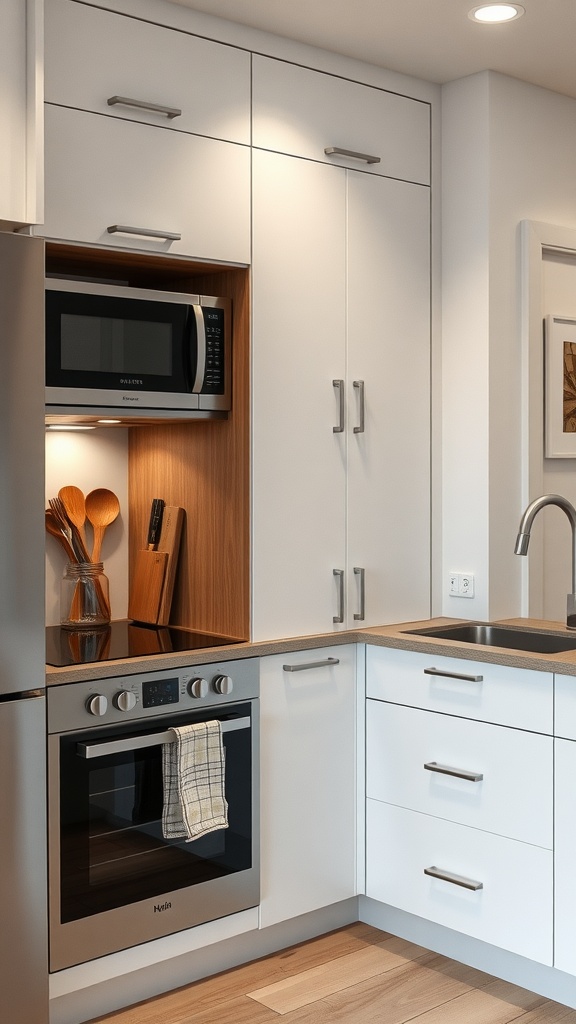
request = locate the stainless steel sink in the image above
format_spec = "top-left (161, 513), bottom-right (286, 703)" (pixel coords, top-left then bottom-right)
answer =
top-left (404, 622), bottom-right (576, 654)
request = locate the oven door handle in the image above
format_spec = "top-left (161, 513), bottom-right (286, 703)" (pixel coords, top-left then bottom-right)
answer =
top-left (76, 716), bottom-right (251, 759)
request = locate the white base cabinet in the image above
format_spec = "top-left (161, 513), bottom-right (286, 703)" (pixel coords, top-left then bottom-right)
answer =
top-left (365, 646), bottom-right (554, 966)
top-left (554, 676), bottom-right (576, 976)
top-left (366, 800), bottom-right (552, 965)
top-left (259, 645), bottom-right (357, 929)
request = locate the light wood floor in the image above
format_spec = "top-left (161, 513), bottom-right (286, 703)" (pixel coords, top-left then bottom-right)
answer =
top-left (89, 923), bottom-right (576, 1024)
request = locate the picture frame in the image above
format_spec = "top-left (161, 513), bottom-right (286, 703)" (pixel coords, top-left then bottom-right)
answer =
top-left (545, 314), bottom-right (576, 457)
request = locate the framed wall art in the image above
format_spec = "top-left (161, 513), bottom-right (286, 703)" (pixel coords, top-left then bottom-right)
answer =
top-left (545, 314), bottom-right (576, 457)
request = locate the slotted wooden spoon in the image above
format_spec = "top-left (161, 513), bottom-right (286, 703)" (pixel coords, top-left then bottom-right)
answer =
top-left (85, 488), bottom-right (121, 562)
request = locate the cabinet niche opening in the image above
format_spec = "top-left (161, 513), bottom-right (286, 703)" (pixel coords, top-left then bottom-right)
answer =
top-left (45, 243), bottom-right (250, 642)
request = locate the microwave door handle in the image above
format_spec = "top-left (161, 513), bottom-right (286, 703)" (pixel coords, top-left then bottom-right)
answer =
top-left (191, 304), bottom-right (206, 394)
top-left (76, 716), bottom-right (251, 759)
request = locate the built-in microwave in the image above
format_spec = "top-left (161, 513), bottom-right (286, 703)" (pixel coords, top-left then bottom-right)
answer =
top-left (45, 280), bottom-right (231, 418)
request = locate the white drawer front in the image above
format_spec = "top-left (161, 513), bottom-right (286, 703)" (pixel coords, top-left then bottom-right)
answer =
top-left (45, 0), bottom-right (250, 144)
top-left (554, 738), bottom-right (576, 974)
top-left (42, 106), bottom-right (250, 264)
top-left (366, 800), bottom-right (552, 965)
top-left (366, 700), bottom-right (552, 847)
top-left (366, 646), bottom-right (553, 732)
top-left (554, 674), bottom-right (576, 739)
top-left (252, 55), bottom-right (430, 186)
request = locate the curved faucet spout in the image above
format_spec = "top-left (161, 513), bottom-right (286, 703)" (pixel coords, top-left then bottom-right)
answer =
top-left (514, 493), bottom-right (576, 628)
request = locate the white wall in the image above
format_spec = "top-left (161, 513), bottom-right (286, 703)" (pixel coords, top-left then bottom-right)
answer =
top-left (45, 429), bottom-right (129, 625)
top-left (441, 74), bottom-right (491, 619)
top-left (442, 72), bottom-right (576, 622)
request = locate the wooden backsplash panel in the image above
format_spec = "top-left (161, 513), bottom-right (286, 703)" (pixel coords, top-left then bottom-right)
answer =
top-left (128, 268), bottom-right (250, 640)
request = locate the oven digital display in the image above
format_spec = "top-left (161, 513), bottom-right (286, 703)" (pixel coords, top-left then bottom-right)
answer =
top-left (142, 677), bottom-right (179, 708)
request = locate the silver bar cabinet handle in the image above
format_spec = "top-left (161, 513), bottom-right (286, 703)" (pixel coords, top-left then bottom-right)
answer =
top-left (77, 716), bottom-right (250, 759)
top-left (333, 568), bottom-right (344, 623)
top-left (107, 95), bottom-right (182, 119)
top-left (353, 566), bottom-right (365, 621)
top-left (107, 225), bottom-right (182, 241)
top-left (424, 866), bottom-right (483, 892)
top-left (424, 761), bottom-right (484, 783)
top-left (333, 379), bottom-right (345, 433)
top-left (424, 667), bottom-right (484, 683)
top-left (324, 146), bottom-right (381, 165)
top-left (283, 658), bottom-right (340, 672)
top-left (353, 380), bottom-right (365, 434)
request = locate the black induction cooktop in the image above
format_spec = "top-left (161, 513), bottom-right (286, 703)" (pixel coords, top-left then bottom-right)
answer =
top-left (46, 620), bottom-right (242, 667)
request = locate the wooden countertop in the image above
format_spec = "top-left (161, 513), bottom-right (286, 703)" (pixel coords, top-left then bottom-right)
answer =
top-left (45, 616), bottom-right (576, 685)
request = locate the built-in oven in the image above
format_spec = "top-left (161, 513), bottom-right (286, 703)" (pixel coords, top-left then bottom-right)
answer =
top-left (47, 658), bottom-right (259, 972)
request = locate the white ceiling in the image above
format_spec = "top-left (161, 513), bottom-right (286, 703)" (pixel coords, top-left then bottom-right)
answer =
top-left (170, 0), bottom-right (576, 99)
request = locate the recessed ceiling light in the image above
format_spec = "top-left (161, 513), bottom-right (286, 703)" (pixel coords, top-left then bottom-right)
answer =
top-left (469, 4), bottom-right (525, 22)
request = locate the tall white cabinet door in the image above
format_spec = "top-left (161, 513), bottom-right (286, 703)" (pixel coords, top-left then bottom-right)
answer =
top-left (252, 150), bottom-right (347, 640)
top-left (259, 646), bottom-right (357, 929)
top-left (347, 173), bottom-right (430, 625)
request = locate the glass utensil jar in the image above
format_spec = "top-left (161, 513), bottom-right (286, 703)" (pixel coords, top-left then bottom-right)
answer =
top-left (61, 562), bottom-right (110, 628)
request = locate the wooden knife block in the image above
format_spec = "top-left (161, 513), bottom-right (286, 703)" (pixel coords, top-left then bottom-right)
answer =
top-left (128, 506), bottom-right (185, 626)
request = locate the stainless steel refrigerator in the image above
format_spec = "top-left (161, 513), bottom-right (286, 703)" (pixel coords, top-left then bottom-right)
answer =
top-left (0, 232), bottom-right (48, 1022)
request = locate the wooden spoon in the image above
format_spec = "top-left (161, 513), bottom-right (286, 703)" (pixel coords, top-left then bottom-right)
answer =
top-left (85, 488), bottom-right (121, 562)
top-left (58, 485), bottom-right (87, 549)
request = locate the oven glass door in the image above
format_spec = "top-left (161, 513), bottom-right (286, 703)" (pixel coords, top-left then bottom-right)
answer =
top-left (57, 703), bottom-right (253, 922)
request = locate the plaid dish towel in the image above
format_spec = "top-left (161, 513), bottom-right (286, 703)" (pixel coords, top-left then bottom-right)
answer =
top-left (162, 721), bottom-right (228, 841)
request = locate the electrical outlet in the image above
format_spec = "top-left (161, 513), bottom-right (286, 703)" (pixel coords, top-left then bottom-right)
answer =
top-left (459, 573), bottom-right (475, 598)
top-left (449, 572), bottom-right (475, 597)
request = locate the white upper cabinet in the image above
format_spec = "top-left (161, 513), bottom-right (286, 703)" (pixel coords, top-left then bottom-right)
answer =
top-left (41, 0), bottom-right (251, 260)
top-left (0, 0), bottom-right (43, 226)
top-left (42, 105), bottom-right (250, 263)
top-left (252, 55), bottom-right (430, 186)
top-left (44, 0), bottom-right (250, 144)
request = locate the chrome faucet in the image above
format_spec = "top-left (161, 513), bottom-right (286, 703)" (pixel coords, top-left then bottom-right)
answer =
top-left (514, 493), bottom-right (576, 629)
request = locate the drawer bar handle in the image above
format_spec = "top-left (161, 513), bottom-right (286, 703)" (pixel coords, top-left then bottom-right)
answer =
top-left (333, 379), bottom-right (345, 433)
top-left (283, 657), bottom-right (340, 672)
top-left (424, 866), bottom-right (483, 891)
top-left (353, 566), bottom-right (365, 621)
top-left (333, 568), bottom-right (345, 623)
top-left (353, 380), bottom-right (365, 434)
top-left (424, 761), bottom-right (483, 783)
top-left (424, 667), bottom-right (484, 683)
top-left (107, 225), bottom-right (182, 242)
top-left (107, 95), bottom-right (182, 119)
top-left (324, 146), bottom-right (381, 165)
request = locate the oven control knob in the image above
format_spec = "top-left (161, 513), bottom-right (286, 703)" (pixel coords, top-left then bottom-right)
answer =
top-left (86, 694), bottom-right (108, 717)
top-left (114, 690), bottom-right (137, 712)
top-left (213, 674), bottom-right (233, 695)
top-left (189, 677), bottom-right (209, 699)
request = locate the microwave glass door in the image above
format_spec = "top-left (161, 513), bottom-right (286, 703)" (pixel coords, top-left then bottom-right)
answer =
top-left (46, 290), bottom-right (192, 393)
